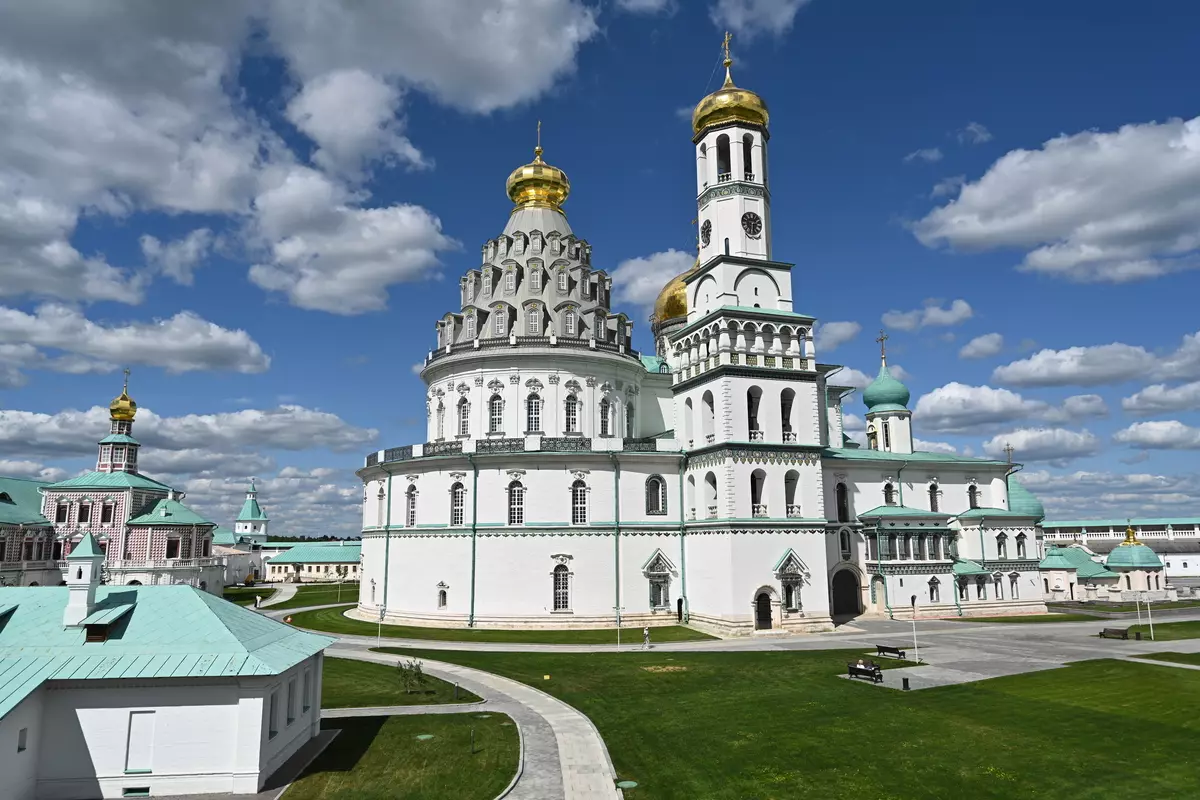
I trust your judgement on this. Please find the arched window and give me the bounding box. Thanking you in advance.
[530,268,542,291]
[494,308,505,335]
[465,314,476,339]
[646,476,667,515]
[552,564,570,610]
[489,395,504,433]
[626,403,635,436]
[836,483,850,523]
[747,386,763,439]
[564,394,579,433]
[883,482,896,506]
[599,398,611,437]
[564,309,576,336]
[526,393,542,433]
[784,470,800,518]
[1155,573,1161,590]
[929,577,940,603]
[724,237,730,256]
[507,481,525,525]
[704,472,718,518]
[928,483,939,512]
[781,388,795,441]
[376,487,386,528]
[866,427,878,450]
[742,133,754,179]
[436,402,445,439]
[993,573,1004,600]
[701,390,715,443]
[458,397,470,437]
[750,469,767,517]
[450,482,465,527]
[1016,533,1027,559]
[558,270,568,292]
[1009,573,1020,599]
[437,589,447,609]
[996,534,1007,559]
[506,269,516,293]
[883,421,892,451]
[1125,574,1132,590]
[405,485,417,528]
[967,484,979,509]
[716,133,731,179]
[527,306,540,334]
[483,270,492,294]
[684,397,694,444]
[571,480,588,525]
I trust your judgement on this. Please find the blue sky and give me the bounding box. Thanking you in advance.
[2,0,1199,535]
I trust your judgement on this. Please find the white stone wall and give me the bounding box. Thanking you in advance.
[823,464,1010,521]
[0,686,43,800]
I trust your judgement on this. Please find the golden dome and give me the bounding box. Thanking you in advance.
[692,40,768,136]
[653,254,700,324]
[506,145,570,213]
[110,369,137,421]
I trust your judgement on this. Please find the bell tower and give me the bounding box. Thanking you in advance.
[693,32,771,264]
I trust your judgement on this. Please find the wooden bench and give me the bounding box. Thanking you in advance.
[876,644,907,659]
[847,662,884,684]
[1099,627,1130,640]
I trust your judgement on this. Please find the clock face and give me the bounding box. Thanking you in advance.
[700,219,712,246]
[741,212,763,237]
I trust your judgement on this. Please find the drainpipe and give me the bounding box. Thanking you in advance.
[467,453,479,628]
[608,452,621,627]
[677,453,689,623]
[876,525,893,619]
[382,470,393,618]
[895,460,910,506]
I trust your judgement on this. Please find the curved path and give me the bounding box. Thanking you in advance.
[258,583,298,608]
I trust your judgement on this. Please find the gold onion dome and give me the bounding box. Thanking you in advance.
[691,41,769,136]
[506,144,570,213]
[109,369,137,421]
[653,253,700,323]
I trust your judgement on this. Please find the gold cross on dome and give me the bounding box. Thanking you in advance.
[122,367,130,392]
[1003,443,1014,463]
[722,31,732,64]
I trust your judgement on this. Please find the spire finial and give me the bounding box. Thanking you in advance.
[721,31,734,86]
[122,367,130,393]
[875,329,889,364]
[534,120,543,161]
[1003,443,1014,464]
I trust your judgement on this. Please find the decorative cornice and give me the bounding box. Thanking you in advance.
[672,364,817,393]
[697,180,770,209]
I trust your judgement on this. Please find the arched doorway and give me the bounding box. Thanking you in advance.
[127,580,142,586]
[831,570,861,617]
[754,592,773,630]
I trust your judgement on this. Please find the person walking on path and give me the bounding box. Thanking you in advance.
[642,626,651,650]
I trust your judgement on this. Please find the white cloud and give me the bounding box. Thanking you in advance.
[930,175,965,199]
[0,459,67,482]
[992,330,1200,387]
[617,0,674,12]
[286,69,427,179]
[982,428,1101,464]
[180,467,364,538]
[904,147,943,164]
[1122,381,1200,415]
[959,332,1003,359]
[914,383,1048,433]
[815,321,861,352]
[710,0,812,40]
[1114,420,1200,450]
[914,438,958,455]
[1022,468,1200,519]
[610,249,695,314]
[842,413,865,432]
[957,122,992,144]
[411,363,425,376]
[881,299,973,331]
[832,365,909,392]
[1047,394,1109,422]
[913,115,1200,283]
[139,229,216,286]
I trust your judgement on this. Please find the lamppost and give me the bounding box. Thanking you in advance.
[613,605,626,652]
[910,594,920,664]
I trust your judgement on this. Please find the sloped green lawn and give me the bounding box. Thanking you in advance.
[322,656,480,708]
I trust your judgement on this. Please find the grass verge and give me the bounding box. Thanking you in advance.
[283,714,517,800]
[267,583,360,610]
[1129,620,1200,641]
[1132,652,1200,666]
[1050,599,1200,613]
[322,656,480,708]
[289,604,716,644]
[405,648,1200,799]
[222,586,276,606]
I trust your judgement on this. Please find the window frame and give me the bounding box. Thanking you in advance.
[571,479,588,525]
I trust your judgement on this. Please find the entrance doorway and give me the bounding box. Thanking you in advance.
[831,570,860,616]
[754,593,773,630]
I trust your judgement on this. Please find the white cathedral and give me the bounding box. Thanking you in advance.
[354,41,1049,635]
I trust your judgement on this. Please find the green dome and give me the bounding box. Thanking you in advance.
[863,362,910,412]
[1106,528,1163,569]
[1006,473,1045,521]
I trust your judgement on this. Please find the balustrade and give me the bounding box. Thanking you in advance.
[707,505,718,519]
[752,504,768,518]
[749,429,764,441]
[787,505,802,518]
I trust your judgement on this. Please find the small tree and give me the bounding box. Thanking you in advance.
[396,658,428,695]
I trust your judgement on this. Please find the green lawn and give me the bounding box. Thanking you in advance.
[222,586,277,606]
[322,656,480,708]
[403,648,1200,799]
[267,583,360,610]
[952,613,1097,623]
[283,714,517,800]
[1133,651,1200,666]
[1129,620,1200,641]
[1050,600,1200,613]
[289,605,716,644]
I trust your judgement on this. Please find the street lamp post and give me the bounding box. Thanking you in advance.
[910,594,920,664]
[613,605,626,652]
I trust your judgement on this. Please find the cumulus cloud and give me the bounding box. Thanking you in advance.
[617,0,674,11]
[831,364,910,391]
[959,332,1003,359]
[842,413,865,432]
[1022,468,1200,519]
[139,229,216,286]
[610,248,695,315]
[904,148,943,164]
[1114,420,1200,450]
[982,428,1101,464]
[814,321,861,352]
[913,438,958,455]
[930,175,966,199]
[914,383,1048,433]
[1122,381,1200,415]
[0,459,68,482]
[992,330,1200,387]
[1044,394,1109,423]
[913,115,1200,283]
[710,0,812,40]
[957,122,993,144]
[882,299,973,331]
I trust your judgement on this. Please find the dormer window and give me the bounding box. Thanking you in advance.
[564,310,576,336]
[505,269,516,293]
[465,314,476,339]
[494,309,505,335]
[464,279,475,303]
[483,271,492,295]
[531,269,542,291]
[527,307,540,335]
[558,270,568,292]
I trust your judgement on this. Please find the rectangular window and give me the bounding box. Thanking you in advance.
[268,691,279,739]
[531,269,541,290]
[506,271,515,292]
[899,535,910,560]
[302,671,312,712]
[483,272,492,294]
[976,580,986,600]
[286,679,296,725]
[78,504,91,524]
[867,535,877,561]
[17,727,28,753]
[56,504,68,523]
[101,504,114,524]
[931,537,942,560]
[572,490,587,525]
[125,711,155,774]
[165,539,180,559]
[465,315,475,339]
[558,271,567,291]
[565,312,575,336]
[565,398,578,433]
[494,312,504,335]
[887,535,898,561]
[489,398,503,433]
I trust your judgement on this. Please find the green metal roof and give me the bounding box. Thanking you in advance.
[80,602,135,626]
[46,470,173,492]
[212,527,239,546]
[127,497,214,527]
[952,558,991,576]
[237,489,269,522]
[0,476,51,526]
[822,447,1007,465]
[98,433,140,445]
[68,532,104,559]
[0,585,333,719]
[1042,518,1200,529]
[1038,549,1077,570]
[268,542,361,564]
[1051,545,1119,579]
[858,505,952,519]
[639,355,667,373]
[1106,542,1163,570]
[863,361,910,412]
[1006,473,1045,521]
[955,507,1037,520]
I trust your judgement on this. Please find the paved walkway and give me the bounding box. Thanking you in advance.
[259,583,297,608]
[327,645,621,800]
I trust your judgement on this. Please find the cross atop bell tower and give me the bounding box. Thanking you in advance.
[876,329,889,364]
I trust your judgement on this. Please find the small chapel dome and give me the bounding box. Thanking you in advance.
[863,361,910,413]
[109,371,137,421]
[506,144,570,213]
[653,254,700,324]
[1106,525,1164,569]
[692,36,769,136]
[1006,473,1045,521]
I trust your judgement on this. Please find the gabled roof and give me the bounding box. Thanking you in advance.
[0,585,333,719]
[0,476,51,526]
[1052,545,1119,579]
[46,471,173,492]
[127,497,214,527]
[952,558,991,576]
[268,542,361,564]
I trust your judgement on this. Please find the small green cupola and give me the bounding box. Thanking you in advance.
[1106,525,1163,570]
[237,479,269,522]
[862,331,913,454]
[863,361,911,413]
